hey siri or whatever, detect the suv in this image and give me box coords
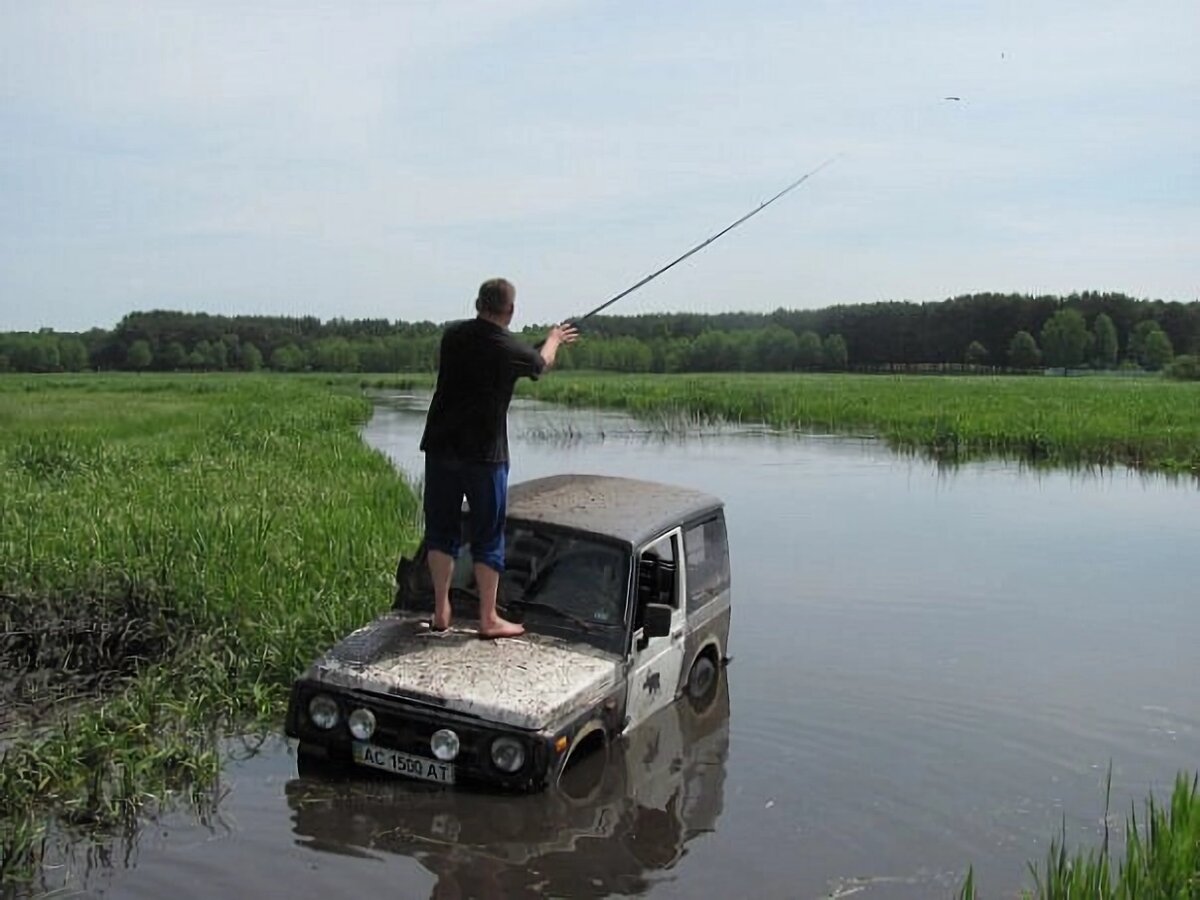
[285,474,732,791]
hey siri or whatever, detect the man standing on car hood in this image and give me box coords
[419,278,578,638]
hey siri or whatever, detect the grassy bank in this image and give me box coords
[516,372,1200,472]
[961,772,1200,898]
[0,374,419,885]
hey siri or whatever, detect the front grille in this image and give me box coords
[367,706,488,770]
[290,681,546,788]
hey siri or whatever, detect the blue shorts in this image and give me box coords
[422,456,509,572]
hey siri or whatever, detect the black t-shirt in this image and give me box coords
[420,318,546,463]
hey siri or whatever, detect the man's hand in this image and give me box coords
[540,322,579,368]
[550,322,579,345]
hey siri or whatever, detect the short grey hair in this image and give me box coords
[475,278,515,315]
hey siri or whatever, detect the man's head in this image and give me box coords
[475,278,515,327]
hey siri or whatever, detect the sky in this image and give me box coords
[1,0,1197,332]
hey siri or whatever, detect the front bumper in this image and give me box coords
[285,679,554,791]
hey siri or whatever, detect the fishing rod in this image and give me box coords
[574,155,839,322]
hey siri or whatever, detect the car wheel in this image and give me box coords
[685,653,719,711]
[558,729,608,803]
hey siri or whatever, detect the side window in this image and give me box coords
[635,532,680,632]
[684,515,730,613]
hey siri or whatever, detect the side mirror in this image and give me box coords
[642,603,673,638]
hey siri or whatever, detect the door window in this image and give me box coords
[638,533,678,606]
[634,532,680,638]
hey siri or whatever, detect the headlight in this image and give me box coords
[490,736,526,773]
[348,708,376,741]
[307,694,339,730]
[430,728,460,761]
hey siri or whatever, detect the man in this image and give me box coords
[419,278,578,638]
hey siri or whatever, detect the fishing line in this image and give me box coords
[573,155,840,323]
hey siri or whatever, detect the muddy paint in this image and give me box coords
[303,612,621,730]
[55,393,1200,900]
[507,473,720,546]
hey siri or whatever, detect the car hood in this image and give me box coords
[303,613,622,731]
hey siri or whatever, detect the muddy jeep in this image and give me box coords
[284,474,732,791]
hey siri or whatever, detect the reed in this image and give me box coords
[959,773,1200,898]
[0,373,420,886]
[518,372,1200,473]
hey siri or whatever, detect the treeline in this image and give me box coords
[0,312,443,374]
[575,291,1197,372]
[2,291,1198,375]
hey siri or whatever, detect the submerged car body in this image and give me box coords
[284,474,732,790]
[285,673,731,894]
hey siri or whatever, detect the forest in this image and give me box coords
[2,291,1197,375]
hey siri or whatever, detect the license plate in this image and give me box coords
[353,742,456,784]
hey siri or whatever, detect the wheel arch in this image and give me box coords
[683,636,724,687]
[694,636,723,666]
[556,718,610,780]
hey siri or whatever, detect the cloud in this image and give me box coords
[1,0,1196,330]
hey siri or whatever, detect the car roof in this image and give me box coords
[507,474,723,547]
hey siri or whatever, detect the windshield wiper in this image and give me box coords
[505,599,616,633]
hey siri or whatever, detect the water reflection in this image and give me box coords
[286,675,730,899]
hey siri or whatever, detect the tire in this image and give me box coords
[685,653,720,711]
[558,744,607,803]
[558,729,608,802]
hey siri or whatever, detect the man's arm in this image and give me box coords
[538,323,579,369]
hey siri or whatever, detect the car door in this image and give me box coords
[624,529,687,732]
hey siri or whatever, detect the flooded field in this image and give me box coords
[73,392,1199,899]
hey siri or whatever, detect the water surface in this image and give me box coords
[77,393,1199,899]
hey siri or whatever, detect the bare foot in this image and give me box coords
[478,617,525,639]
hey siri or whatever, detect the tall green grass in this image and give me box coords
[0,374,420,885]
[960,773,1200,899]
[516,372,1200,472]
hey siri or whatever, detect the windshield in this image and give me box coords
[399,519,631,652]
[502,522,629,629]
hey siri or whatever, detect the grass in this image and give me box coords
[960,772,1200,899]
[0,373,420,886]
[4,370,1196,890]
[503,371,1200,473]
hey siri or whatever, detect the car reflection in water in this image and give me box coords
[286,672,730,899]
